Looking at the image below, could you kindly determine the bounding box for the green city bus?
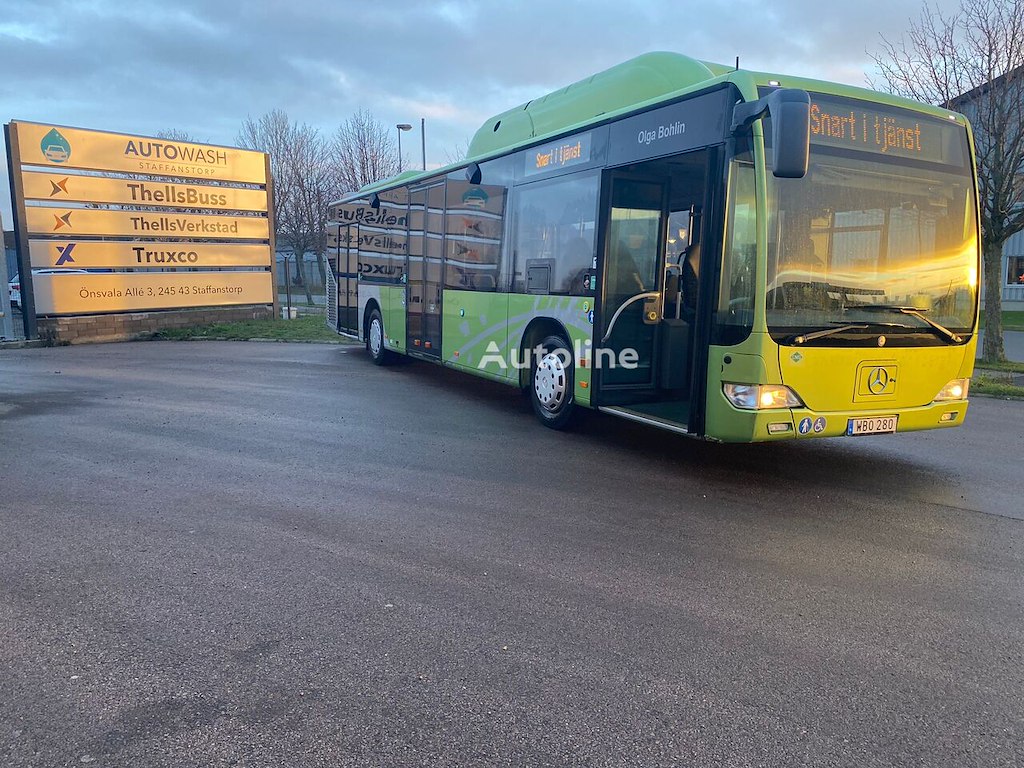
[326,52,979,442]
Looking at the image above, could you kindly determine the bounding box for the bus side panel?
[507,294,595,408]
[357,284,380,342]
[381,284,407,353]
[705,345,769,442]
[442,290,509,380]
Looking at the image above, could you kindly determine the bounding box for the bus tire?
[367,308,392,365]
[530,334,575,429]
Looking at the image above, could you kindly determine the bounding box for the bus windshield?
[765,108,978,344]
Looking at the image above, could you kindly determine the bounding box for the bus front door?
[595,150,715,432]
[597,174,668,396]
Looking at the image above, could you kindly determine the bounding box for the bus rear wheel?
[530,334,575,429]
[367,308,392,365]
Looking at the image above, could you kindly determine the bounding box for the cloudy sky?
[1,0,957,225]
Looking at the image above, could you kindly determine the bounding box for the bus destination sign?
[808,95,965,166]
[525,133,592,176]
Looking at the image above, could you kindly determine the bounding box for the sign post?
[4,120,275,341]
[6,123,37,338]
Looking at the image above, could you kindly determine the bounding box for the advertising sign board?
[12,121,267,183]
[6,119,275,333]
[32,272,274,315]
[21,172,269,212]
[28,240,273,270]
[24,207,270,240]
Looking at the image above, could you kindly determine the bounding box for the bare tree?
[237,111,325,303]
[156,129,198,143]
[237,109,403,305]
[238,110,293,250]
[333,109,401,194]
[870,0,1024,362]
[443,137,472,167]
[279,125,342,298]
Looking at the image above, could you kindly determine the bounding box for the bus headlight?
[934,378,970,401]
[723,383,803,410]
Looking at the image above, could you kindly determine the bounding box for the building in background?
[948,68,1024,311]
[998,230,1024,309]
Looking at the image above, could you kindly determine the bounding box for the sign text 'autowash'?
[123,139,228,177]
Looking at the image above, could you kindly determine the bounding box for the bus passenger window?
[379,187,409,284]
[445,179,506,292]
[512,172,599,295]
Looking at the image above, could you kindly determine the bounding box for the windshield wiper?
[845,304,964,344]
[787,319,920,345]
[789,323,869,344]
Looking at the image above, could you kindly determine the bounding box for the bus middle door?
[407,183,444,357]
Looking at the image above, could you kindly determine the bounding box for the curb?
[150,335,357,346]
[0,339,46,350]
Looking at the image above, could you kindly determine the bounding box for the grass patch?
[978,310,1024,331]
[154,315,348,343]
[976,359,1024,374]
[972,373,1024,398]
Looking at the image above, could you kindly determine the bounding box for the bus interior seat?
[664,270,681,318]
[471,273,497,290]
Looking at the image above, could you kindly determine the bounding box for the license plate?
[847,415,898,436]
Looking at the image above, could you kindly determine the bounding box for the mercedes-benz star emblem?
[867,367,890,395]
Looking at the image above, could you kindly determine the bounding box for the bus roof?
[341,52,968,203]
[466,51,728,159]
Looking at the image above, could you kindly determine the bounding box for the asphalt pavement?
[1,341,1022,767]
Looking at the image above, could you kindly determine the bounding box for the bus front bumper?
[719,400,970,442]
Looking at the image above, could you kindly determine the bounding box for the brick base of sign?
[36,305,274,345]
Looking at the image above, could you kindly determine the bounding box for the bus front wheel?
[367,308,392,365]
[530,335,575,429]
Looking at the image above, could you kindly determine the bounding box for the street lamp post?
[396,123,412,172]
[421,117,426,171]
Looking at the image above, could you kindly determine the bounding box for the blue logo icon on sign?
[587,309,594,325]
[40,128,71,163]
[798,417,813,435]
[55,243,77,265]
[813,416,827,433]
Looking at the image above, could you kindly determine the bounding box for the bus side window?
[716,159,757,343]
[380,186,409,284]
[512,171,599,295]
[445,160,511,292]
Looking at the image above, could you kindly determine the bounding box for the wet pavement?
[1,341,1022,767]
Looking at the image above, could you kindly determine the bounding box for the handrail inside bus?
[601,292,660,343]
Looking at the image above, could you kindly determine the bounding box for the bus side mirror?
[731,88,810,179]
